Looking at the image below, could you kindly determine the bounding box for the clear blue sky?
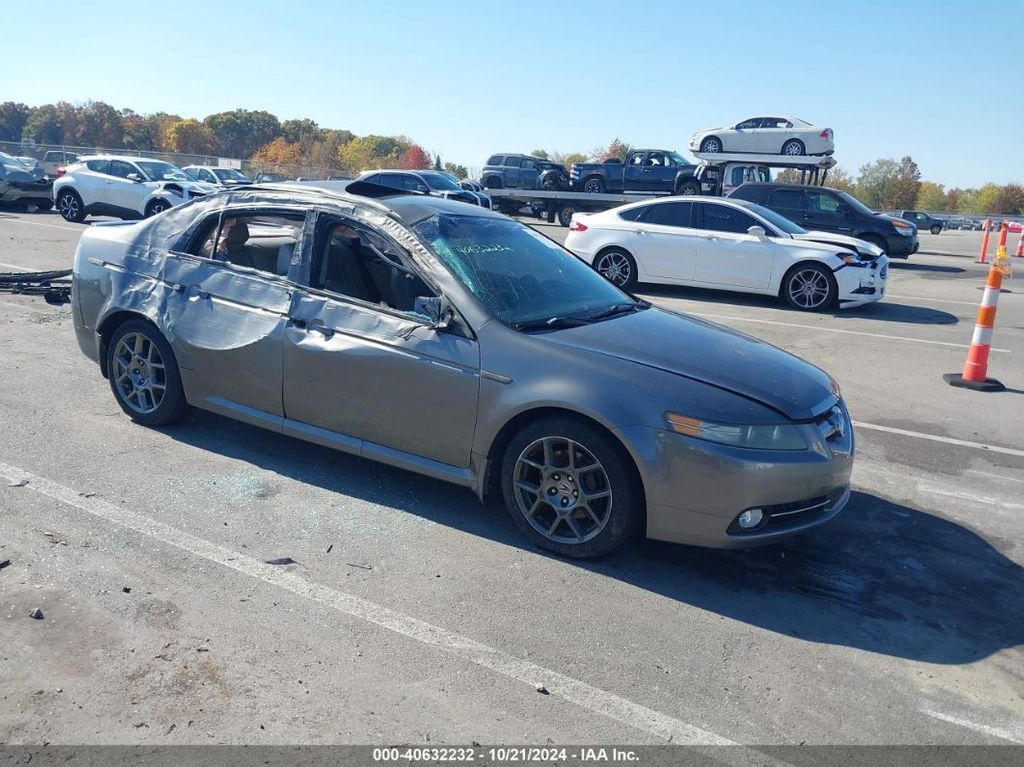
[5,0,1021,187]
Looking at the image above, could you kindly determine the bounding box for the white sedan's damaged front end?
[835,254,889,307]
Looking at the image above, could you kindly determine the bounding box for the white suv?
[52,156,218,222]
[181,165,252,188]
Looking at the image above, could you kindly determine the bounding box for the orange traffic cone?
[977,219,992,264]
[946,223,1012,391]
[1015,227,1023,258]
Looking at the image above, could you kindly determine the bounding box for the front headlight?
[665,412,806,450]
[891,220,914,235]
[840,253,869,267]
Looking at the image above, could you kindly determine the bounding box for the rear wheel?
[582,177,605,194]
[27,199,53,212]
[593,248,638,291]
[483,176,502,189]
[501,418,641,558]
[781,139,806,156]
[782,263,837,311]
[930,224,942,235]
[557,204,578,228]
[57,189,85,222]
[699,136,722,153]
[675,180,699,195]
[106,319,192,426]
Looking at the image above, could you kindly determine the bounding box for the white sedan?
[564,197,888,311]
[689,117,834,156]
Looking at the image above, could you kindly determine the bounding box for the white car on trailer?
[690,117,835,157]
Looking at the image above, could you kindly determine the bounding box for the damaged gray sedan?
[72,182,853,557]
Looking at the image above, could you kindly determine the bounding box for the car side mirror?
[127,173,143,183]
[747,225,767,239]
[414,296,452,330]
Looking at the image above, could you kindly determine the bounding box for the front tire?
[782,263,838,311]
[675,180,699,195]
[593,248,638,291]
[501,418,641,558]
[930,224,942,235]
[699,136,722,153]
[106,320,192,426]
[56,189,85,222]
[781,139,805,156]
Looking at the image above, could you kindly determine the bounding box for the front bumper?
[886,232,917,257]
[617,402,854,548]
[837,255,889,307]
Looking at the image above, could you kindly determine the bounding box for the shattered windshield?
[414,214,632,327]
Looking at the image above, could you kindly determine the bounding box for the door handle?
[634,229,647,235]
[308,322,335,339]
[288,317,307,329]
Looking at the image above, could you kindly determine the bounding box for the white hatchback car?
[564,197,888,311]
[52,156,218,222]
[690,117,834,157]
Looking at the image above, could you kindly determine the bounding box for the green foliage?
[891,156,922,210]
[914,181,946,212]
[530,149,549,158]
[0,102,30,142]
[444,162,469,179]
[433,154,443,171]
[203,109,282,158]
[993,184,1024,215]
[856,158,900,209]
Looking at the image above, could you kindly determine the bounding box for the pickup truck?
[569,149,705,195]
[897,210,944,235]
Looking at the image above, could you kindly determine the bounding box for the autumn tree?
[552,151,588,170]
[975,183,1000,214]
[433,154,443,171]
[823,166,856,194]
[281,118,321,148]
[915,181,946,212]
[203,109,282,158]
[23,104,64,144]
[530,149,549,159]
[163,118,217,155]
[397,144,431,169]
[252,137,302,165]
[0,102,29,142]
[598,138,631,162]
[338,134,406,171]
[993,183,1024,215]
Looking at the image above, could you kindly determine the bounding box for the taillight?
[569,220,588,232]
[55,167,66,177]
[820,128,833,139]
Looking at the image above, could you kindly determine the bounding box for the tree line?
[0,100,473,177]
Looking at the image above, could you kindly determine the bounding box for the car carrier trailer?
[487,153,837,226]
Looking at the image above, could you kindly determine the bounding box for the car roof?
[261,181,504,225]
[77,155,173,164]
[610,194,761,213]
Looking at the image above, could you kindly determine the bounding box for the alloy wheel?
[583,179,603,194]
[783,141,804,156]
[595,251,632,287]
[112,332,167,414]
[58,193,79,220]
[512,436,613,545]
[788,269,831,309]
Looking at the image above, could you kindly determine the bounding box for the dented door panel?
[162,255,292,417]
[282,292,480,468]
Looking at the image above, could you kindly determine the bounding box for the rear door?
[162,206,308,421]
[803,189,854,233]
[693,202,775,288]
[628,201,698,280]
[765,187,805,226]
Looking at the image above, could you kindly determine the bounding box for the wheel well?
[594,244,634,262]
[782,138,805,150]
[57,186,80,199]
[483,175,502,188]
[96,311,157,378]
[482,407,646,508]
[700,135,721,148]
[583,174,603,186]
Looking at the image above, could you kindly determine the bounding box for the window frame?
[179,206,309,281]
[107,159,139,180]
[638,200,695,228]
[769,188,805,211]
[304,212,442,324]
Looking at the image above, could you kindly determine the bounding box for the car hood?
[792,230,883,257]
[543,307,836,421]
[172,180,218,193]
[2,164,45,182]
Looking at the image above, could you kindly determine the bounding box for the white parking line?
[694,313,1009,353]
[0,459,780,762]
[0,217,83,232]
[885,294,993,307]
[923,709,1024,744]
[852,421,1024,458]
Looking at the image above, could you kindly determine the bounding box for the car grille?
[728,486,849,535]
